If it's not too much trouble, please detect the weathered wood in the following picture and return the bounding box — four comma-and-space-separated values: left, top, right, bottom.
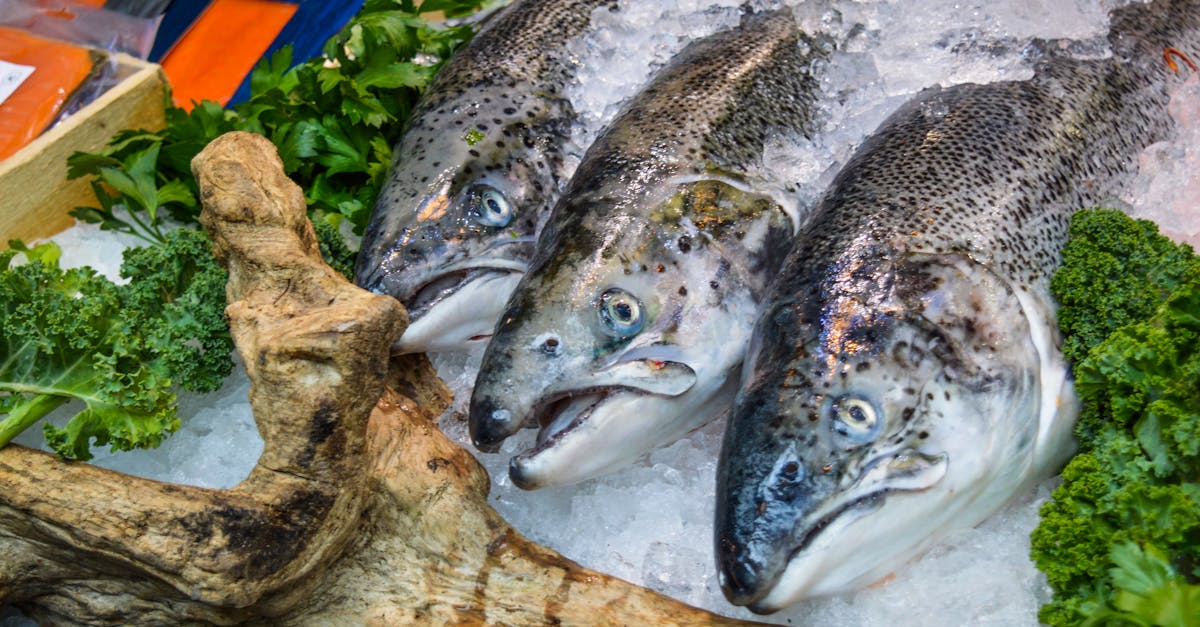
0, 131, 756, 626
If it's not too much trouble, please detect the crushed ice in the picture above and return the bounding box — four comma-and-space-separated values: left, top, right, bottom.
18, 0, 1197, 624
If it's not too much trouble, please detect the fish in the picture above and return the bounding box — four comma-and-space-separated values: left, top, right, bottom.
467, 8, 829, 489
714, 0, 1200, 613
354, 0, 617, 354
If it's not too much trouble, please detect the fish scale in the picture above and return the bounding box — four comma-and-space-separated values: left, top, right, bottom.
468, 8, 831, 489
415, 0, 615, 110
355, 0, 616, 354
540, 11, 825, 249
716, 0, 1200, 613
526, 10, 828, 299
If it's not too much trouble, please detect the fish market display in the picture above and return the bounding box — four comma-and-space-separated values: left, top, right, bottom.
22, 1, 1198, 625
468, 8, 828, 489
715, 0, 1200, 613
355, 0, 616, 353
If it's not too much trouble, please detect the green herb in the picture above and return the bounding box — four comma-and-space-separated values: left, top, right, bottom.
1, 2, 491, 458
67, 0, 487, 252
314, 217, 359, 280
1031, 209, 1200, 627
119, 229, 235, 394
0, 230, 233, 460
1050, 208, 1195, 366
463, 128, 485, 145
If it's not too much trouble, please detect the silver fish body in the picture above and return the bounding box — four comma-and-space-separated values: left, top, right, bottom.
468, 9, 828, 489
354, 0, 616, 353
715, 0, 1200, 612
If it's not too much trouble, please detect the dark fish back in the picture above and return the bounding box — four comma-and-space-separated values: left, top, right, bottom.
782, 0, 1199, 298
537, 8, 830, 274
415, 0, 617, 114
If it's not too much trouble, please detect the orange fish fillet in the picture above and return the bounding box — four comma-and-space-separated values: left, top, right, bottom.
0, 25, 97, 161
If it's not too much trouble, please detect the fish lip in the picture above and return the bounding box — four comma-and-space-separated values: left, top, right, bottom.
733, 445, 947, 611
504, 387, 615, 474
497, 359, 699, 486
404, 260, 528, 321
405, 269, 471, 319
732, 492, 886, 611
783, 492, 884, 574
528, 387, 614, 438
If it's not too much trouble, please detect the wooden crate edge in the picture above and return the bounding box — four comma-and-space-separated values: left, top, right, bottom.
0, 53, 168, 243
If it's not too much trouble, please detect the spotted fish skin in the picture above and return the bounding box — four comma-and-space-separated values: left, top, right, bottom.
354, 0, 616, 354
716, 0, 1200, 612
468, 9, 829, 489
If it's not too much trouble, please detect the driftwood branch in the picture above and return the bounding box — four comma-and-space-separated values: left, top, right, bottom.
0, 131, 752, 625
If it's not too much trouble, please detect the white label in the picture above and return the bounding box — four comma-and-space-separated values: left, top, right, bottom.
0, 60, 35, 107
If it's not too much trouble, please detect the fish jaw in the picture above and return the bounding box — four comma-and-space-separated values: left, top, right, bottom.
393, 266, 525, 354
717, 251, 1058, 611
508, 364, 736, 489
468, 359, 699, 449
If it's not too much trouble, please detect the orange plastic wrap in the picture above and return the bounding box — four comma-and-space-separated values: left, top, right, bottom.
0, 25, 96, 161
162, 0, 298, 108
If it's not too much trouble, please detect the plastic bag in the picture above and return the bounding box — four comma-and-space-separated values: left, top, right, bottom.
0, 0, 166, 161
0, 0, 163, 59
0, 25, 102, 160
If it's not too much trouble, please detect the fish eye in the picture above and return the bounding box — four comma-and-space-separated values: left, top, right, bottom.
465, 184, 513, 227
596, 288, 645, 338
830, 395, 880, 442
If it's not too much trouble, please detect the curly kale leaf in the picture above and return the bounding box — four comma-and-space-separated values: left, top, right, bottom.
119, 229, 234, 394
1051, 209, 1195, 366
0, 234, 232, 460
0, 242, 177, 460
1076, 279, 1200, 473
1033, 210, 1200, 627
314, 217, 358, 280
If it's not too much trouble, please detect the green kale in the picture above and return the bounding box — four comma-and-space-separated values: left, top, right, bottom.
1032, 209, 1200, 627
66, 0, 486, 257
2, 2, 492, 461
1050, 209, 1195, 366
0, 234, 233, 461
314, 217, 358, 280
118, 229, 235, 394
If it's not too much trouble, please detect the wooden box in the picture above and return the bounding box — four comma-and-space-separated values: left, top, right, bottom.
0, 53, 167, 243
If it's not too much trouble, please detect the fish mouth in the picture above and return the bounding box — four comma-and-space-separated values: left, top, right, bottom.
407, 270, 472, 319
721, 489, 884, 609
470, 358, 702, 486
732, 449, 949, 612
506, 376, 691, 489
405, 261, 524, 324
395, 262, 527, 354
790, 493, 884, 563
519, 360, 700, 448
511, 388, 616, 476
744, 493, 885, 611
532, 390, 610, 445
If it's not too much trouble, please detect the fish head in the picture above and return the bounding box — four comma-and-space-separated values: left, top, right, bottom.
716, 246, 1044, 612
470, 179, 789, 488
355, 95, 565, 353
